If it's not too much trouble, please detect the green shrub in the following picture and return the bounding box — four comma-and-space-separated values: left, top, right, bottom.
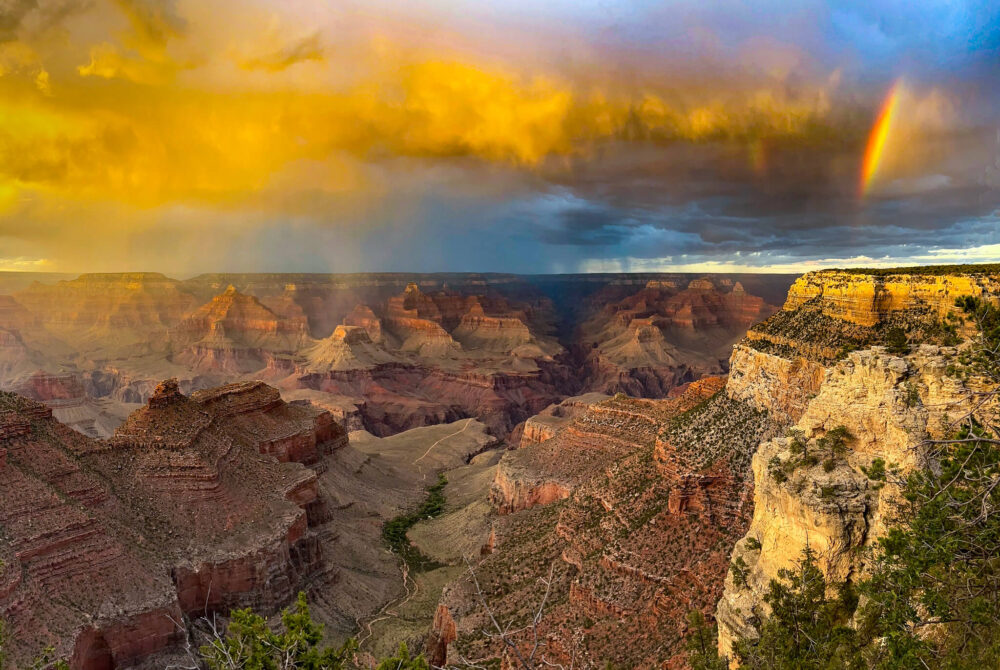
733, 548, 863, 669
374, 642, 430, 670
860, 458, 886, 482
382, 473, 448, 570
201, 592, 356, 670
686, 611, 728, 670
885, 327, 910, 355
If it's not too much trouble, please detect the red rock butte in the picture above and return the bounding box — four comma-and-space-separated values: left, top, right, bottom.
0, 379, 346, 668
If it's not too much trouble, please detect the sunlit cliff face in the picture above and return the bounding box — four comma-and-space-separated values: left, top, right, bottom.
0, 0, 997, 273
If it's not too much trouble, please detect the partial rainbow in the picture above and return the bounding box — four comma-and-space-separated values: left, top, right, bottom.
859, 79, 903, 196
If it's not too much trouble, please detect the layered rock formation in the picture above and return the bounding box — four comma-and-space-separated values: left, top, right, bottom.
783, 270, 1000, 326
715, 268, 992, 657
577, 278, 780, 396
171, 285, 311, 374
515, 392, 610, 448
11, 371, 139, 438
440, 374, 782, 667
0, 272, 794, 441
0, 379, 345, 668
13, 273, 199, 352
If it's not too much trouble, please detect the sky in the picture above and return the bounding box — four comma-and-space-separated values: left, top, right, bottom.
0, 0, 998, 274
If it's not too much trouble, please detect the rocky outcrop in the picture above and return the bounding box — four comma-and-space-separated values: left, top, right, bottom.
784, 270, 1000, 327
10, 371, 138, 438
451, 301, 557, 358
0, 379, 347, 669
715, 269, 992, 657
517, 393, 609, 447
445, 377, 780, 668
343, 304, 385, 343
424, 604, 457, 666
490, 462, 571, 515
172, 286, 313, 374
724, 344, 825, 423
578, 279, 780, 397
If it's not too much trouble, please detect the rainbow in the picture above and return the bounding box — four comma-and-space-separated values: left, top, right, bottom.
859, 79, 903, 196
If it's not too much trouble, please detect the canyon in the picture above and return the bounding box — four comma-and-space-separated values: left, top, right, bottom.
404, 267, 998, 667
0, 272, 789, 439
1, 266, 995, 669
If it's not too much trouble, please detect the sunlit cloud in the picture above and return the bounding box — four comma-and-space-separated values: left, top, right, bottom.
0, 0, 995, 273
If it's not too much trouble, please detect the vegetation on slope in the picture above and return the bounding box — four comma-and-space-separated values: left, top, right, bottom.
747, 298, 962, 364
382, 473, 449, 571
665, 391, 779, 473
0, 619, 69, 670
691, 296, 1000, 669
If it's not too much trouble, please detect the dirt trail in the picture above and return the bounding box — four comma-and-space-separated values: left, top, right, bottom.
413, 418, 474, 465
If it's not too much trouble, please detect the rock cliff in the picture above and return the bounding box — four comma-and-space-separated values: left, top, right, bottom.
444, 376, 781, 667
0, 273, 794, 441
783, 270, 1000, 327
0, 379, 346, 669
578, 278, 780, 396
715, 268, 991, 657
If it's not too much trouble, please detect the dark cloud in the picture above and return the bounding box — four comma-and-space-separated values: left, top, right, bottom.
239, 32, 324, 72
114, 0, 185, 48
0, 0, 90, 42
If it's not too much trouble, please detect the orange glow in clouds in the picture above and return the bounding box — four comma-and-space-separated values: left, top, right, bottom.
860, 79, 903, 196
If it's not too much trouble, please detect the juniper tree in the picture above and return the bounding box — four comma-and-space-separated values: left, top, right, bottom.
685, 611, 727, 670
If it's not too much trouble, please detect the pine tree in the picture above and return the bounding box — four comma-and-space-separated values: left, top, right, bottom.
733, 548, 863, 670
685, 611, 727, 670
201, 592, 356, 670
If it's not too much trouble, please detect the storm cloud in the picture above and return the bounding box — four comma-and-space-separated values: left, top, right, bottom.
0, 0, 997, 273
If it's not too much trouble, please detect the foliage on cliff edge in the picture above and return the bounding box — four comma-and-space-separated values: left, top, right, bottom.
691, 296, 1000, 669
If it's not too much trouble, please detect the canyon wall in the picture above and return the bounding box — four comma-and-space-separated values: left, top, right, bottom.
783, 270, 1000, 326
716, 268, 991, 657
0, 379, 346, 669
0, 273, 791, 441
442, 375, 781, 667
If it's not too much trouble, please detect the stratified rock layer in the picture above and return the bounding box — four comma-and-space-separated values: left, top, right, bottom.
716, 268, 994, 657
443, 376, 781, 668
0, 379, 346, 669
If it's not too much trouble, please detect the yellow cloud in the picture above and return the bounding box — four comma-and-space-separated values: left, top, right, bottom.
76, 0, 186, 84
0, 41, 38, 76
0, 52, 854, 212
113, 0, 184, 60
34, 68, 51, 94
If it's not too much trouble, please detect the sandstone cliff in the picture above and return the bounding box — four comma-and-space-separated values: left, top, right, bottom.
715, 268, 991, 657
783, 270, 1000, 327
